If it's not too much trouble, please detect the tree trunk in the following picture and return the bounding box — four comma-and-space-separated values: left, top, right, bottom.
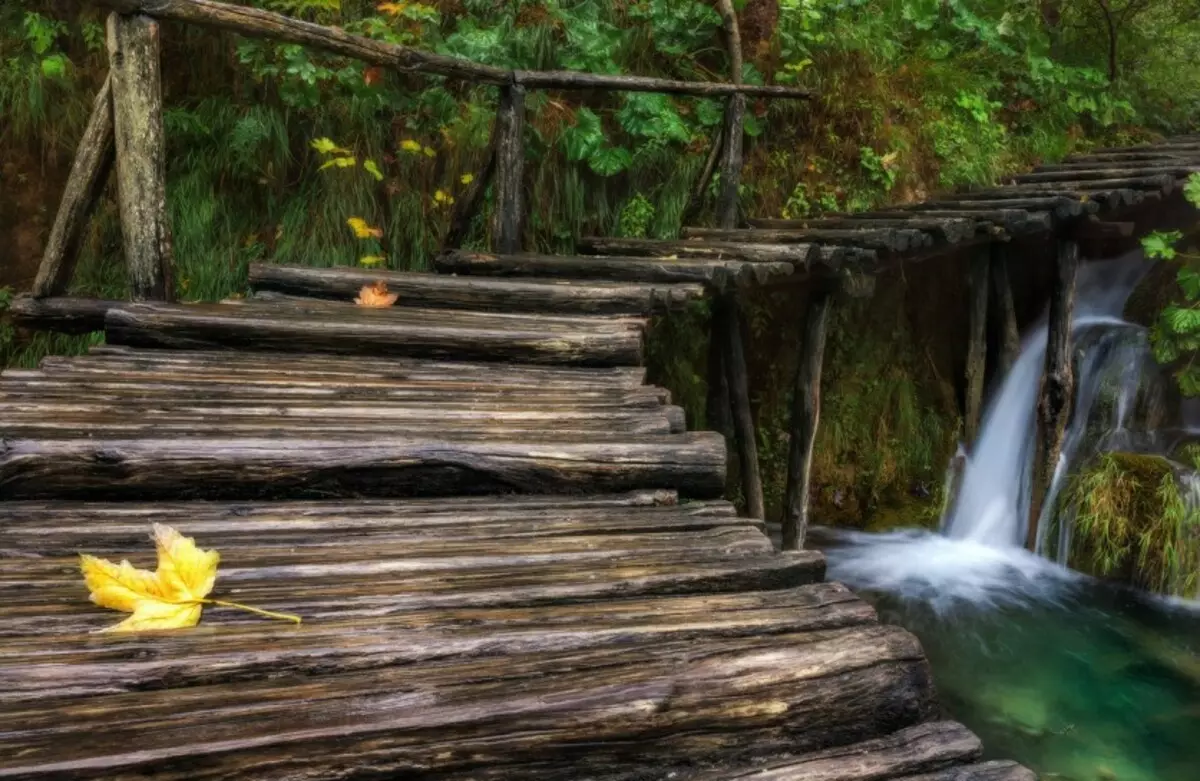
782, 288, 831, 550
723, 294, 764, 518
106, 13, 174, 301
1028, 239, 1078, 551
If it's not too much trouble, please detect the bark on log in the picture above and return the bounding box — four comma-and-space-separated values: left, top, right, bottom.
782, 288, 831, 550
694, 721, 981, 780
0, 627, 933, 780
716, 94, 745, 229
964, 247, 989, 444
1029, 239, 1078, 551
103, 302, 645, 367
897, 761, 1038, 781
577, 237, 819, 266
1016, 166, 1198, 183
722, 293, 765, 519
490, 84, 525, 254
7, 296, 121, 334
1071, 215, 1135, 241
435, 249, 794, 288
682, 226, 935, 253
32, 75, 115, 299
512, 69, 814, 98
96, 0, 510, 83
989, 244, 1021, 377
443, 124, 498, 249
963, 174, 1175, 196
247, 264, 704, 314
107, 12, 174, 301
0, 432, 727, 500
904, 198, 1092, 221
748, 216, 983, 245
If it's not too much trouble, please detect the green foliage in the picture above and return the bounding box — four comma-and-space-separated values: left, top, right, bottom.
617, 193, 655, 238
1145, 174, 1200, 394
1064, 453, 1199, 597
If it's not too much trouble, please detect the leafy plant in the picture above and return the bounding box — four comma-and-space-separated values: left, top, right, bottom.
1145, 174, 1200, 394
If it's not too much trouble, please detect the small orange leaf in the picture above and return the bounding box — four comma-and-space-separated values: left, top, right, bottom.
363, 66, 384, 87
355, 281, 399, 308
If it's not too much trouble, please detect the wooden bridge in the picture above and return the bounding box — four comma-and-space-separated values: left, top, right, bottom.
4, 0, 1199, 777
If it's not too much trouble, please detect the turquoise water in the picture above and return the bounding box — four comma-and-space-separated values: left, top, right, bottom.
817, 529, 1200, 781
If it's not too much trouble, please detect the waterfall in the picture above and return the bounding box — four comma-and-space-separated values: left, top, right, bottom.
942, 253, 1151, 550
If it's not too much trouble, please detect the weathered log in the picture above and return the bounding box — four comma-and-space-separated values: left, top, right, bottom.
0, 432, 727, 500
903, 198, 1089, 221
31, 75, 115, 299
1089, 140, 1200, 153
1071, 215, 1135, 241
103, 302, 646, 367
443, 122, 498, 249
723, 294, 765, 519
782, 288, 831, 550
898, 761, 1038, 781
0, 627, 932, 780
106, 12, 174, 301
247, 264, 704, 314
967, 174, 1175, 196
96, 0, 510, 82
748, 216, 982, 245
1062, 151, 1200, 165
490, 83, 525, 254
435, 249, 795, 288
0, 585, 875, 699
1029, 239, 1079, 551
7, 296, 120, 334
716, 94, 745, 229
964, 247, 989, 444
989, 244, 1021, 376
682, 226, 934, 253
707, 294, 734, 438
1013, 166, 1198, 184
577, 236, 819, 266
694, 721, 981, 780
512, 69, 815, 98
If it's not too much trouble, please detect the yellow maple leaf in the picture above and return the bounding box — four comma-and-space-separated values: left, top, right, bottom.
346, 216, 384, 239
355, 281, 399, 307
80, 524, 299, 632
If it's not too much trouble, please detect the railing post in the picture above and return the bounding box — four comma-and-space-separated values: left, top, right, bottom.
106, 12, 174, 301
1029, 238, 1079, 551
490, 82, 526, 254
990, 243, 1021, 376
32, 76, 116, 299
715, 94, 745, 230
723, 292, 765, 519
782, 287, 832, 550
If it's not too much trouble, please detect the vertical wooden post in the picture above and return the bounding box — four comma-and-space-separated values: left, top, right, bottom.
1029, 238, 1079, 551
714, 0, 744, 231
990, 243, 1021, 377
724, 293, 765, 519
706, 295, 734, 438
782, 288, 832, 551
32, 75, 115, 299
490, 83, 526, 254
964, 246, 990, 443
106, 13, 174, 301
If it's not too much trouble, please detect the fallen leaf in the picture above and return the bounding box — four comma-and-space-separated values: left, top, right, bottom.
356, 281, 399, 307
80, 524, 299, 632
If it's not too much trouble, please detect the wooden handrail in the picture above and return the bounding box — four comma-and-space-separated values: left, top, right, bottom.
93, 0, 815, 98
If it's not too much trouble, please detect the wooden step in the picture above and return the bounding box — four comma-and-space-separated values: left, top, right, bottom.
103, 302, 647, 367
247, 263, 704, 314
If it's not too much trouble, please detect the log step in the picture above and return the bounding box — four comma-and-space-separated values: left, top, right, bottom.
247, 263, 705, 314
103, 301, 647, 367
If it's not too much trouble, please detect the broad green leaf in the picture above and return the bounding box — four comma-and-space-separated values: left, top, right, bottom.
588, 147, 633, 176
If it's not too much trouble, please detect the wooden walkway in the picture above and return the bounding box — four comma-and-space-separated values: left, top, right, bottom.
0, 270, 1032, 779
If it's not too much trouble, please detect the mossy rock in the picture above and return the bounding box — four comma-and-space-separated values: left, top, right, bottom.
1062, 452, 1200, 597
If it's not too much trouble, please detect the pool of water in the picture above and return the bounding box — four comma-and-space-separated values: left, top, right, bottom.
814, 528, 1200, 781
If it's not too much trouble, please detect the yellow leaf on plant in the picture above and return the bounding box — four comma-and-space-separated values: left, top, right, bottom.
433, 189, 455, 205
346, 217, 383, 239
359, 255, 387, 267
460, 173, 474, 185
377, 1, 406, 14
356, 280, 399, 306
80, 524, 299, 633
363, 159, 385, 181
319, 156, 357, 171
400, 139, 422, 154
422, 146, 436, 158
310, 137, 349, 155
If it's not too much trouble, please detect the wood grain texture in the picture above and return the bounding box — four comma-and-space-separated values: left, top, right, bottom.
32, 75, 115, 299
7, 296, 120, 334
491, 83, 525, 254
107, 12, 174, 301
782, 289, 831, 551
247, 263, 703, 314
577, 236, 820, 266
103, 301, 646, 367
681, 226, 936, 253
964, 247, 989, 444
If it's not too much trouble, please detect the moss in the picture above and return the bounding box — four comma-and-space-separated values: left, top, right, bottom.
1063, 453, 1200, 598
